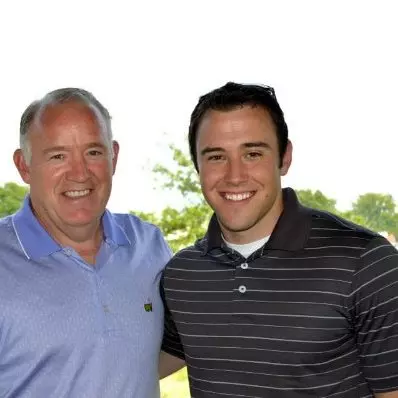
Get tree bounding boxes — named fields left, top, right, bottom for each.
left=134, top=145, right=211, bottom=252
left=351, top=193, right=398, bottom=236
left=0, top=182, right=28, bottom=217
left=296, top=189, right=338, bottom=213
left=339, top=210, right=369, bottom=227
left=152, top=146, right=202, bottom=200
left=135, top=204, right=211, bottom=252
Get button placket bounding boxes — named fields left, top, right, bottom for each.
left=90, top=271, right=108, bottom=334
left=230, top=255, right=250, bottom=299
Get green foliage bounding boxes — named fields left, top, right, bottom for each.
left=296, top=189, right=338, bottom=213
left=297, top=189, right=398, bottom=233
left=351, top=193, right=398, bottom=236
left=136, top=203, right=211, bottom=252
left=160, top=368, right=190, bottom=398
left=0, top=182, right=28, bottom=217
left=133, top=145, right=211, bottom=252
left=339, top=211, right=368, bottom=227
left=153, top=145, right=202, bottom=200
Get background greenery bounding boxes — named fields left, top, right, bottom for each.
left=135, top=146, right=398, bottom=253
left=1, top=146, right=397, bottom=397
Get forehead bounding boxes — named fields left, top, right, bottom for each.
left=196, top=105, right=277, bottom=148
left=29, top=101, right=106, bottom=144
left=37, top=101, right=100, bottom=131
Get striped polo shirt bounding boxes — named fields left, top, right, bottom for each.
left=162, top=188, right=398, bottom=397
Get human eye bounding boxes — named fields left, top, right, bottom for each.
left=49, top=153, right=65, bottom=161
left=245, top=151, right=263, bottom=160
left=87, top=148, right=104, bottom=157
left=207, top=153, right=224, bottom=162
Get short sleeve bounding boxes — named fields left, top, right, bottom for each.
left=160, top=274, right=185, bottom=360
left=351, top=236, right=398, bottom=393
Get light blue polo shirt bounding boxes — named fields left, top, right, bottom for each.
left=0, top=197, right=171, bottom=398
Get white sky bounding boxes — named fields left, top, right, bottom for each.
left=1, top=1, right=397, bottom=213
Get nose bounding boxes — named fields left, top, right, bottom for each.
left=224, top=158, right=248, bottom=185
left=66, top=154, right=90, bottom=182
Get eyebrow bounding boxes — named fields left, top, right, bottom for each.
left=42, top=146, right=69, bottom=155
left=200, top=146, right=225, bottom=156
left=243, top=141, right=271, bottom=149
left=200, top=141, right=270, bottom=156
left=42, top=142, right=107, bottom=155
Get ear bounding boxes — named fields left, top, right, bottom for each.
left=280, top=140, right=292, bottom=176
left=111, top=140, right=120, bottom=175
left=13, top=149, right=31, bottom=184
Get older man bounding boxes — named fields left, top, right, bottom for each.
left=0, top=88, right=173, bottom=397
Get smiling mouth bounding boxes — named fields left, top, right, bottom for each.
left=222, top=191, right=255, bottom=201
left=63, top=189, right=92, bottom=198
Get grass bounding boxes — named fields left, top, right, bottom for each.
left=160, top=367, right=190, bottom=398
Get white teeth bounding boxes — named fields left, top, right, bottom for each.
left=224, top=192, right=253, bottom=201
left=64, top=189, right=90, bottom=198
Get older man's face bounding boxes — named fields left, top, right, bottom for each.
left=14, top=101, right=118, bottom=240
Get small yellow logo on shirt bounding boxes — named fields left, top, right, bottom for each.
left=144, top=302, right=153, bottom=312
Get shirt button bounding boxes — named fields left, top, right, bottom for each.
left=238, top=285, right=247, bottom=294
left=64, top=248, right=72, bottom=256
left=240, top=263, right=249, bottom=270
left=103, top=305, right=110, bottom=313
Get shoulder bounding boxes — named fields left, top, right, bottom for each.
left=164, top=238, right=208, bottom=273
left=307, top=207, right=397, bottom=266
left=175, top=232, right=210, bottom=260
left=0, top=214, right=14, bottom=229
left=0, top=215, right=26, bottom=266
left=0, top=215, right=17, bottom=242
left=308, top=208, right=380, bottom=247
left=112, top=212, right=163, bottom=237
left=356, top=234, right=398, bottom=275
left=109, top=212, right=172, bottom=256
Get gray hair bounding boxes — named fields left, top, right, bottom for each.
left=20, top=88, right=113, bottom=164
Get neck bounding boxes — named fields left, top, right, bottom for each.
left=31, top=204, right=104, bottom=265
left=59, top=227, right=103, bottom=265
left=72, top=234, right=103, bottom=265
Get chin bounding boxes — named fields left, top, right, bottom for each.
left=64, top=219, right=95, bottom=227
left=63, top=212, right=97, bottom=226
left=220, top=219, right=252, bottom=234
